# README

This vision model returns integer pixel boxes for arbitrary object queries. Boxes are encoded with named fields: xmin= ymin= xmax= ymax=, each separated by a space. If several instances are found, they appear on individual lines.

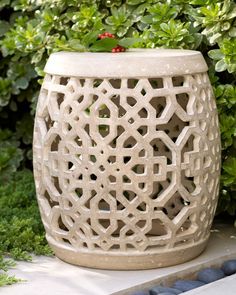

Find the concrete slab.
xmin=2 ymin=223 xmax=236 ymax=295
xmin=186 ymin=273 xmax=236 ymax=295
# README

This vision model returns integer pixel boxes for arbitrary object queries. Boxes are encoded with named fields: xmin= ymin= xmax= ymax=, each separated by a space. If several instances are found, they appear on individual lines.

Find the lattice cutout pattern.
xmin=33 ymin=73 xmax=221 ymax=254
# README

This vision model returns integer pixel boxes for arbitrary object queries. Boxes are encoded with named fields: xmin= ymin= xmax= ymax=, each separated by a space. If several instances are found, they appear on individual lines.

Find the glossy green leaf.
xmin=0 ymin=21 xmax=10 ymax=36
xmin=82 ymin=31 xmax=101 ymax=47
xmin=208 ymin=49 xmax=224 ymax=60
xmin=118 ymin=37 xmax=142 ymax=47
xmin=215 ymin=59 xmax=227 ymax=72
xmin=89 ymin=38 xmax=118 ymax=52
xmin=223 ymin=158 xmax=236 ymax=178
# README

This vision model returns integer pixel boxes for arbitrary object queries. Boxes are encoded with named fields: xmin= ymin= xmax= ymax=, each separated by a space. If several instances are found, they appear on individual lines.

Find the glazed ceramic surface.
xmin=33 ymin=49 xmax=221 ymax=269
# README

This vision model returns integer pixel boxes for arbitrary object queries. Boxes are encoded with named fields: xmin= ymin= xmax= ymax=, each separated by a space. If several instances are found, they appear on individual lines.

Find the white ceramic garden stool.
xmin=33 ymin=49 xmax=221 ymax=270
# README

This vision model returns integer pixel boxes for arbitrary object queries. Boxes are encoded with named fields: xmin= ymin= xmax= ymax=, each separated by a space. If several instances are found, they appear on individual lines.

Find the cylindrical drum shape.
xmin=33 ymin=49 xmax=221 ymax=270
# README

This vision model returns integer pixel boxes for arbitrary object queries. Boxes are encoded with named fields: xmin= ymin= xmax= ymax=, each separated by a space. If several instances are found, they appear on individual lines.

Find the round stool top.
xmin=45 ymin=49 xmax=208 ymax=78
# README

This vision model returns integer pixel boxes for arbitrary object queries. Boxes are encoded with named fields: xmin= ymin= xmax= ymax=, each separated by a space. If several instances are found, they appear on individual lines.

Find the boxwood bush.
xmin=0 ymin=0 xmax=235 ymax=284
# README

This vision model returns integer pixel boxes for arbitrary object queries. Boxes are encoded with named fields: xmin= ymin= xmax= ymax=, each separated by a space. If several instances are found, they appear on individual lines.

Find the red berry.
xmin=98 ymin=32 xmax=115 ymax=39
xmin=111 ymin=45 xmax=126 ymax=53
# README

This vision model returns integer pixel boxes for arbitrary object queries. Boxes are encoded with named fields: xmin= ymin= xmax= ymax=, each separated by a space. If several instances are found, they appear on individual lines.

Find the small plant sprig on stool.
xmin=97 ymin=32 xmax=126 ymax=53
xmin=58 ymin=31 xmax=141 ymax=53
xmin=88 ymin=30 xmax=138 ymax=53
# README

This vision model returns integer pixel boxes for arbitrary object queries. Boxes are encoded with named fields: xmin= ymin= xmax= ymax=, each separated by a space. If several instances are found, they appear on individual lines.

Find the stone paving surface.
xmin=186 ymin=273 xmax=236 ymax=295
xmin=2 ymin=223 xmax=236 ymax=295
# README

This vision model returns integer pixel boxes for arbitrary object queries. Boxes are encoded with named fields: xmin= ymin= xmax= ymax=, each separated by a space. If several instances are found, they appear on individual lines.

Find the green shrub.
xmin=0 ymin=0 xmax=235 ymax=279
xmin=0 ymin=170 xmax=51 ymax=258
xmin=0 ymin=169 xmax=52 ymax=284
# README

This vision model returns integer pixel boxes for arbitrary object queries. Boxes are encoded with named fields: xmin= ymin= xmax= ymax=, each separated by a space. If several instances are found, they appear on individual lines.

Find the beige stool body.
xmin=33 ymin=50 xmax=221 ymax=269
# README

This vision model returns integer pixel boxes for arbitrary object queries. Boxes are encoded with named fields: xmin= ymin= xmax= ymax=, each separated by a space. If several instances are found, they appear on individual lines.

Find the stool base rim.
xmin=47 ymin=235 xmax=209 ymax=270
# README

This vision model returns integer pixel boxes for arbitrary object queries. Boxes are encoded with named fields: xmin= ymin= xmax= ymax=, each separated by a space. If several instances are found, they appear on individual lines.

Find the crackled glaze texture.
xmin=33 ymin=50 xmax=221 ymax=269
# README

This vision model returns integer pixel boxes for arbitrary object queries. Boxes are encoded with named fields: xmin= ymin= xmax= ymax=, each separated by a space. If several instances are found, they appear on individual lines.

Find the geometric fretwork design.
xmin=33 ymin=72 xmax=221 ymax=255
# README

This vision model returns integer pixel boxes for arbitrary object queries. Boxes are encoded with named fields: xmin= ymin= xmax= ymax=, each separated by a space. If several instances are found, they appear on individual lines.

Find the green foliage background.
xmin=0 ymin=0 xmax=236 ymax=284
